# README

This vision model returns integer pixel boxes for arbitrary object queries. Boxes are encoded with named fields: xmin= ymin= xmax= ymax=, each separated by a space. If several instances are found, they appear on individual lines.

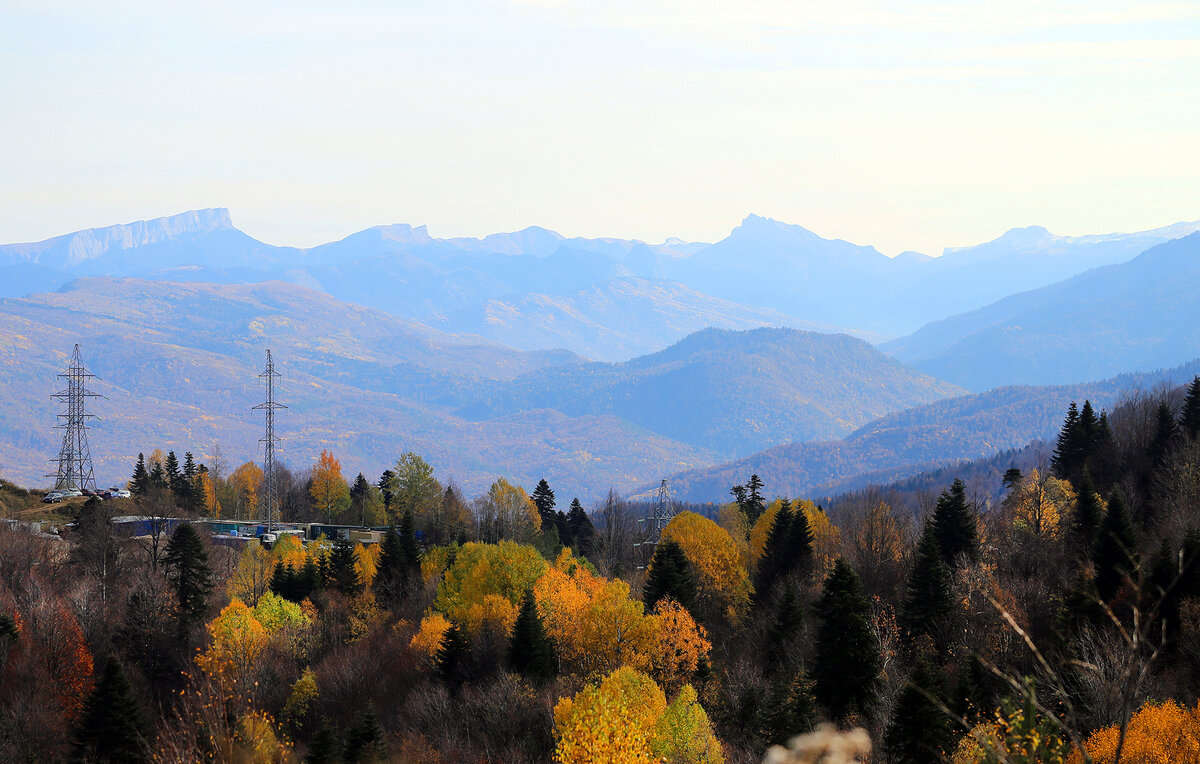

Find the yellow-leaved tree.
xmin=553 ymin=666 xmax=723 ymax=764
xmin=228 ymin=461 xmax=263 ymax=522
xmin=227 ymin=541 xmax=274 ymax=606
xmin=662 ymin=511 xmax=752 ymax=622
xmin=1002 ymin=468 xmax=1076 ymax=539
xmin=310 ymin=449 xmax=351 ymax=523
xmin=434 ymin=541 xmax=548 ymax=636
xmin=198 ymin=470 xmax=222 ymax=518
xmin=1072 ymin=699 xmax=1200 ymax=763
xmin=476 ymin=478 xmax=542 ymax=543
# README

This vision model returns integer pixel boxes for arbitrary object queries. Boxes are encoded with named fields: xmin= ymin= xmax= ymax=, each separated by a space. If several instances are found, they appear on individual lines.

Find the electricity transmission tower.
xmin=47 ymin=344 xmax=101 ymax=491
xmin=635 ymin=479 xmax=676 ymax=563
xmin=252 ymin=349 xmax=286 ymax=533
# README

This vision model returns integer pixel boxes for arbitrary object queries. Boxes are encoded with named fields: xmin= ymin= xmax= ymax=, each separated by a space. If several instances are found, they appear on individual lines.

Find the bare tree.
xmin=592 ymin=489 xmax=639 ymax=577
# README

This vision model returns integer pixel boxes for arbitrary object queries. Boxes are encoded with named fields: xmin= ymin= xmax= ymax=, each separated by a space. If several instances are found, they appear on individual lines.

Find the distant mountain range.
xmin=654 ymin=358 xmax=1200 ymax=504
xmin=0 ymin=280 xmax=956 ymax=498
xmin=886 ymin=233 xmax=1200 ymax=390
xmin=4 ymin=209 xmax=1198 ymax=361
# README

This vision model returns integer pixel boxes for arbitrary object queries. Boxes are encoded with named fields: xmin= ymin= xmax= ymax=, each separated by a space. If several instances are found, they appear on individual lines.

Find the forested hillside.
xmin=6 ymin=378 xmax=1200 ymax=761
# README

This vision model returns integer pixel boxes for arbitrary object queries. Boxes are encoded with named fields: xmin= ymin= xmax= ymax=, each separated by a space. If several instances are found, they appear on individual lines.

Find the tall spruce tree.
xmin=1071 ymin=468 xmax=1104 ymax=549
xmin=759 ymin=670 xmax=816 ymax=747
xmin=1051 ymin=402 xmax=1081 ymax=479
xmin=350 ymin=473 xmax=372 ymax=525
xmin=762 ymin=584 xmax=803 ymax=672
xmin=343 ymin=707 xmax=386 ymax=764
xmin=883 ymin=657 xmax=950 ymax=764
xmin=531 ymin=479 xmax=556 ymax=530
xmin=376 ymin=469 xmax=395 ymax=518
xmin=566 ymin=498 xmax=596 ymax=556
xmin=507 ymin=589 xmax=557 ymax=683
xmin=130 ymin=453 xmax=150 ymax=497
xmin=72 ymin=656 xmax=148 ymax=763
xmin=164 ymin=451 xmax=182 ymax=495
xmin=811 ymin=559 xmax=881 ymax=721
xmin=785 ymin=503 xmax=815 ymax=578
xmin=1182 ymin=377 xmax=1200 ymax=440
xmin=374 ymin=526 xmax=406 ymax=604
xmin=161 ymin=523 xmax=213 ymax=628
xmin=1093 ymin=491 xmax=1138 ymax=602
xmin=899 ymin=520 xmax=955 ymax=649
xmin=745 ymin=474 xmax=766 ymax=523
xmin=643 ymin=539 xmax=698 ymax=615
xmin=754 ymin=501 xmax=794 ymax=602
xmin=436 ymin=622 xmax=471 ymax=690
xmin=1149 ymin=401 xmax=1180 ymax=467
xmin=399 ymin=508 xmax=421 ymax=577
xmin=329 ymin=540 xmax=363 ymax=596
xmin=931 ymin=479 xmax=978 ymax=565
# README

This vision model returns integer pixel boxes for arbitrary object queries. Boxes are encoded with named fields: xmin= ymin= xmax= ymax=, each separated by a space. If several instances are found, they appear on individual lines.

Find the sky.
xmin=2 ymin=0 xmax=1199 ymax=255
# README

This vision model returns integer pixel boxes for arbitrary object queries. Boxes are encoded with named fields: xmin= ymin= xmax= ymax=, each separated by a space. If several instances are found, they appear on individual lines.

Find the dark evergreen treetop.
xmin=566 ymin=498 xmax=596 ymax=555
xmin=643 ymin=539 xmax=698 ymax=616
xmin=1071 ymin=468 xmax=1103 ymax=548
xmin=1093 ymin=490 xmax=1139 ymax=603
xmin=1182 ymin=376 xmax=1200 ymax=440
xmin=161 ymin=523 xmax=213 ymax=628
xmin=745 ymin=474 xmax=766 ymax=523
xmin=1052 ymin=399 xmax=1109 ymax=485
xmin=883 ymin=657 xmax=950 ymax=764
xmin=762 ymin=584 xmax=803 ymax=673
xmin=72 ymin=656 xmax=148 ymax=763
xmin=130 ymin=453 xmax=149 ymax=497
xmin=899 ymin=520 xmax=954 ymax=649
xmin=329 ymin=540 xmax=363 ymax=596
xmin=785 ymin=503 xmax=815 ymax=578
xmin=753 ymin=500 xmax=794 ymax=602
xmin=507 ymin=589 xmax=557 ymax=683
xmin=377 ymin=469 xmax=395 ymax=515
xmin=1149 ymin=400 xmax=1180 ymax=467
xmin=374 ymin=526 xmax=407 ymax=604
xmin=931 ymin=479 xmax=978 ymax=565
xmin=436 ymin=622 xmax=471 ymax=689
xmin=811 ymin=558 xmax=880 ymax=722
xmin=531 ymin=479 xmax=557 ymax=530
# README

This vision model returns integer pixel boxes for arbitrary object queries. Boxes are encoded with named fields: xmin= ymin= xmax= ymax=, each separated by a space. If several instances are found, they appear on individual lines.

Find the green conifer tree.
xmin=811 ymin=559 xmax=880 ymax=721
xmin=1149 ymin=400 xmax=1180 ymax=467
xmin=507 ymin=589 xmax=557 ymax=683
xmin=784 ymin=502 xmax=815 ymax=578
xmin=762 ymin=584 xmax=803 ymax=672
xmin=758 ymin=670 xmax=816 ymax=747
xmin=753 ymin=501 xmax=794 ymax=602
xmin=1093 ymin=491 xmax=1138 ymax=602
xmin=900 ymin=520 xmax=955 ymax=649
xmin=130 ymin=453 xmax=150 ymax=497
xmin=376 ymin=470 xmax=395 ymax=518
xmin=436 ymin=622 xmax=471 ymax=689
xmin=531 ymin=478 xmax=556 ymax=529
xmin=399 ymin=508 xmax=421 ymax=578
xmin=306 ymin=721 xmax=341 ymax=764
xmin=329 ymin=540 xmax=363 ymax=596
xmin=566 ymin=498 xmax=596 ymax=556
xmin=745 ymin=474 xmax=766 ymax=523
xmin=72 ymin=656 xmax=148 ymax=763
xmin=1051 ymin=402 xmax=1081 ymax=480
xmin=342 ymin=707 xmax=385 ymax=764
xmin=643 ymin=539 xmax=698 ymax=615
xmin=270 ymin=561 xmax=296 ymax=602
xmin=931 ymin=479 xmax=978 ymax=565
xmin=953 ymin=654 xmax=992 ymax=724
xmin=884 ymin=657 xmax=950 ymax=764
xmin=1072 ymin=468 xmax=1104 ymax=550
xmin=374 ymin=526 xmax=405 ymax=604
xmin=1181 ymin=377 xmax=1200 ymax=440
xmin=161 ymin=523 xmax=214 ymax=628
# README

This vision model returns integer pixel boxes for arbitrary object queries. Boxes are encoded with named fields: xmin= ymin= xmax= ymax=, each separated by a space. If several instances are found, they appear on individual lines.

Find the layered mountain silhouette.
xmin=0 ymin=280 xmax=956 ymax=497
xmin=5 ymin=209 xmax=1197 ymax=360
xmin=886 ymin=233 xmax=1200 ymax=390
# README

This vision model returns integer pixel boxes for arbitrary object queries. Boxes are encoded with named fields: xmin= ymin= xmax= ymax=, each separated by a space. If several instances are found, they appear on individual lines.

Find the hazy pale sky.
xmin=2 ymin=0 xmax=1199 ymax=255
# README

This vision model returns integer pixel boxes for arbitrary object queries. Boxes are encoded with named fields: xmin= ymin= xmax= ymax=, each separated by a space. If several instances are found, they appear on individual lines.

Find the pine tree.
xmin=1182 ymin=377 xmax=1200 ymax=440
xmin=785 ymin=502 xmax=815 ymax=578
xmin=130 ymin=453 xmax=150 ymax=497
xmin=1072 ymin=468 xmax=1104 ymax=549
xmin=754 ymin=501 xmax=794 ymax=602
xmin=507 ymin=589 xmax=557 ymax=683
xmin=350 ymin=473 xmax=372 ymax=525
xmin=900 ymin=520 xmax=955 ymax=649
xmin=566 ymin=498 xmax=596 ymax=556
xmin=399 ymin=507 xmax=421 ymax=579
xmin=1051 ymin=402 xmax=1081 ymax=479
xmin=178 ymin=452 xmax=197 ymax=511
xmin=329 ymin=540 xmax=363 ymax=596
xmin=164 ymin=451 xmax=182 ymax=494
xmin=436 ymin=622 xmax=471 ymax=689
xmin=884 ymin=658 xmax=950 ymax=764
xmin=1093 ymin=491 xmax=1138 ymax=602
xmin=931 ymin=479 xmax=978 ymax=565
xmin=161 ymin=523 xmax=214 ymax=628
xmin=300 ymin=555 xmax=324 ymax=599
xmin=306 ymin=721 xmax=341 ymax=764
xmin=376 ymin=469 xmax=395 ymax=518
xmin=759 ymin=670 xmax=816 ymax=747
xmin=343 ymin=707 xmax=385 ymax=764
xmin=643 ymin=539 xmax=698 ymax=615
xmin=953 ymin=654 xmax=993 ymax=724
xmin=745 ymin=474 xmax=766 ymax=523
xmin=1149 ymin=400 xmax=1180 ymax=467
xmin=531 ymin=478 xmax=556 ymax=529
xmin=270 ymin=561 xmax=296 ymax=602
xmin=762 ymin=584 xmax=803 ymax=673
xmin=148 ymin=459 xmax=166 ymax=490
xmin=811 ymin=559 xmax=881 ymax=722
xmin=374 ymin=526 xmax=406 ymax=604
xmin=72 ymin=656 xmax=148 ymax=762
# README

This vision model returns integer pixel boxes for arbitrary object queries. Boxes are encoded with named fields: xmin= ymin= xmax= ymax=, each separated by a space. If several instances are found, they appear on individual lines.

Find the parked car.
xmin=113 ymin=489 xmax=131 ymax=499
xmin=42 ymin=492 xmax=64 ymax=503
xmin=81 ymin=489 xmax=97 ymax=497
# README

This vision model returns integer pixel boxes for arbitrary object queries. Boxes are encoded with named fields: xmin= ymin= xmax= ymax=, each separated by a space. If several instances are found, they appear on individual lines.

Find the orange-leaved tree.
xmin=310 ymin=449 xmax=351 ymax=523
xmin=434 ymin=541 xmax=548 ymax=636
xmin=228 ymin=461 xmax=263 ymax=522
xmin=1072 ymin=699 xmax=1200 ymax=763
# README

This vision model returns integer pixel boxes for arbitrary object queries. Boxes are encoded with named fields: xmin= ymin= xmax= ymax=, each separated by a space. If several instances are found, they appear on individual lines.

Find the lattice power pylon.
xmin=636 ymin=479 xmax=677 ymax=560
xmin=47 ymin=344 xmax=102 ymax=491
xmin=252 ymin=349 xmax=286 ymax=533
